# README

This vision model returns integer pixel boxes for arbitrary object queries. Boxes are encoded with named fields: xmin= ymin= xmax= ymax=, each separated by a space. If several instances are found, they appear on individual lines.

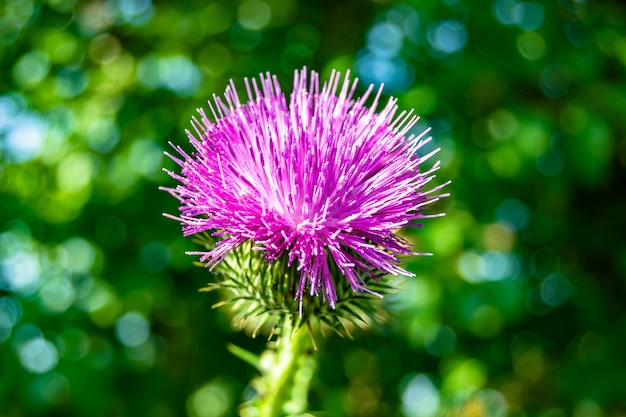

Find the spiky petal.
xmin=164 ymin=68 xmax=447 ymax=308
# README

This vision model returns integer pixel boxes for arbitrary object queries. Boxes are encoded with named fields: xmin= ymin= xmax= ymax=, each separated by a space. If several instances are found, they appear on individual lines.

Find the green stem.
xmin=254 ymin=318 xmax=317 ymax=417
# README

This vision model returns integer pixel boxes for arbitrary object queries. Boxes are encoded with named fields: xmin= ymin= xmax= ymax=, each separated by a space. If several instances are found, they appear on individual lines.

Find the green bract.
xmin=197 ymin=235 xmax=393 ymax=338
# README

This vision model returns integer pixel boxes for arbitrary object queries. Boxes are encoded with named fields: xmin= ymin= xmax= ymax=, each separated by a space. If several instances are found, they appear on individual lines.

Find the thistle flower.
xmin=164 ymin=68 xmax=447 ymax=314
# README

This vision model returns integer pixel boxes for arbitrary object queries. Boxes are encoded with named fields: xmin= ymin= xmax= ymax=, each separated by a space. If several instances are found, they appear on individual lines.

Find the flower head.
xmin=164 ymin=68 xmax=446 ymax=311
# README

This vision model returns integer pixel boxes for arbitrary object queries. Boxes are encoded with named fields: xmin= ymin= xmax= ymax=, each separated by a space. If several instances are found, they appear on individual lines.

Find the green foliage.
xmin=1 ymin=0 xmax=626 ymax=416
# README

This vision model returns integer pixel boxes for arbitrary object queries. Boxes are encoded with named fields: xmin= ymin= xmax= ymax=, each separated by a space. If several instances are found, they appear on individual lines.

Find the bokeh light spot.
xmin=562 ymin=0 xmax=587 ymax=16
xmin=529 ymin=246 xmax=560 ymax=278
xmin=392 ymin=276 xmax=439 ymax=312
xmin=287 ymin=23 xmax=320 ymax=52
xmin=540 ymin=273 xmax=572 ymax=307
xmin=86 ymin=118 xmax=120 ymax=153
xmin=513 ymin=2 xmax=544 ymax=30
xmin=101 ymin=52 xmax=135 ymax=85
xmin=137 ymin=55 xmax=200 ymax=96
xmin=401 ymin=85 xmax=437 ymax=116
xmin=526 ymin=285 xmax=552 ymax=315
xmin=355 ymin=54 xmax=413 ymax=92
xmin=2 ymin=113 xmax=47 ymax=163
xmin=0 ymin=94 xmax=25 ymax=131
xmin=198 ymin=43 xmax=232 ymax=76
xmin=566 ymin=20 xmax=592 ymax=48
xmin=577 ymin=332 xmax=607 ymax=363
xmin=39 ymin=278 xmax=76 ymax=314
xmin=136 ymin=55 xmax=160 ymax=90
xmin=493 ymin=0 xmax=519 ymax=25
xmin=480 ymin=251 xmax=518 ymax=281
xmin=427 ymin=20 xmax=467 ymax=55
xmin=115 ymin=311 xmax=150 ymax=347
xmin=112 ymin=0 xmax=153 ymax=24
xmin=482 ymin=223 xmax=515 ymax=252
xmin=88 ymin=33 xmax=121 ymax=64
xmin=107 ymin=155 xmax=139 ymax=190
xmin=511 ymin=332 xmax=544 ymax=381
xmin=443 ymin=359 xmax=487 ymax=391
xmin=82 ymin=280 xmax=122 ymax=327
xmin=86 ymin=336 xmax=113 ymax=369
xmin=493 ymin=0 xmax=543 ymax=30
xmin=541 ymin=65 xmax=570 ymax=99
xmin=1 ymin=0 xmax=36 ymax=32
xmin=237 ymin=0 xmax=271 ymax=31
xmin=60 ymin=328 xmax=89 ymax=361
xmin=162 ymin=56 xmax=201 ymax=96
xmin=13 ymin=323 xmax=42 ymax=347
xmin=187 ymin=380 xmax=233 ymax=417
xmin=124 ymin=337 xmax=157 ymax=365
xmin=515 ymin=121 xmax=549 ymax=157
xmin=77 ymin=0 xmax=114 ymax=33
xmin=367 ymin=22 xmax=404 ymax=58
xmin=229 ymin=23 xmax=262 ymax=51
xmin=12 ymin=50 xmax=50 ymax=88
xmin=487 ymin=146 xmax=521 ymax=178
xmin=573 ymin=399 xmax=602 ymax=417
xmin=201 ymin=3 xmax=232 ymax=34
xmin=401 ymin=374 xmax=440 ymax=417
xmin=344 ymin=349 xmax=373 ymax=380
xmin=487 ymin=109 xmax=518 ymax=140
xmin=470 ymin=305 xmax=505 ymax=338
xmin=495 ymin=198 xmax=529 ymax=232
xmin=56 ymin=152 xmax=96 ymax=193
xmin=0 ymin=250 xmax=41 ymax=295
xmin=19 ymin=337 xmax=60 ymax=373
xmin=517 ymin=31 xmax=546 ymax=60
xmin=129 ymin=139 xmax=163 ymax=176
xmin=0 ymin=312 xmax=13 ymax=342
xmin=28 ymin=373 xmax=71 ymax=405
xmin=536 ymin=146 xmax=564 ymax=177
xmin=62 ymin=237 xmax=96 ymax=273
xmin=559 ymin=105 xmax=588 ymax=135
xmin=0 ymin=296 xmax=22 ymax=343
xmin=424 ymin=325 xmax=457 ymax=356
xmin=471 ymin=390 xmax=509 ymax=417
xmin=43 ymin=30 xmax=78 ymax=63
xmin=140 ymin=241 xmax=171 ymax=272
xmin=457 ymin=251 xmax=481 ymax=282
xmin=54 ymin=67 xmax=89 ymax=98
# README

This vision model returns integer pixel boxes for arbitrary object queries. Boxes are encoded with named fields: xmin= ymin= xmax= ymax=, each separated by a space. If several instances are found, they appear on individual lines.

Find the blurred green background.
xmin=1 ymin=0 xmax=625 ymax=416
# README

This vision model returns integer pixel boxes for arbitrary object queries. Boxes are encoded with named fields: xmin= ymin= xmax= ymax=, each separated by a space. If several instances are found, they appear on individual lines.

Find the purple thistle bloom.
xmin=164 ymin=68 xmax=447 ymax=308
